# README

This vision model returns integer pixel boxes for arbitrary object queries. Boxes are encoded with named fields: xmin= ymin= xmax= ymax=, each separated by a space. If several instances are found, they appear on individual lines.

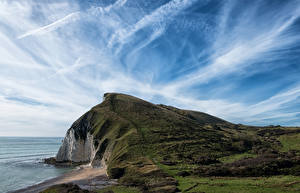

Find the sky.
xmin=0 ymin=0 xmax=300 ymax=137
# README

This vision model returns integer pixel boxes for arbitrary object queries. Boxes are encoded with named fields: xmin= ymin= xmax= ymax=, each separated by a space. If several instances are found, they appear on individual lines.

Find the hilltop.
xmin=44 ymin=93 xmax=300 ymax=193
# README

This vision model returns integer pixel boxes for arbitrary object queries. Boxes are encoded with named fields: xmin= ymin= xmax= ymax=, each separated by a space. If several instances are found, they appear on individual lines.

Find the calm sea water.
xmin=0 ymin=137 xmax=71 ymax=193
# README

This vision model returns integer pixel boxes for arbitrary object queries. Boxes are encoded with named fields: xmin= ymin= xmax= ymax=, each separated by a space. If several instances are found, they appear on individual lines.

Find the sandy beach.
xmin=10 ymin=167 xmax=117 ymax=193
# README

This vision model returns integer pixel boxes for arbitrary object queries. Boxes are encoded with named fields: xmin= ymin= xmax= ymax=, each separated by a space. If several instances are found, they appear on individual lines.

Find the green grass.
xmin=279 ymin=133 xmax=300 ymax=152
xmin=218 ymin=152 xmax=257 ymax=164
xmin=41 ymin=189 xmax=57 ymax=193
xmin=176 ymin=176 xmax=300 ymax=193
xmin=156 ymin=162 xmax=198 ymax=176
xmin=96 ymin=185 xmax=141 ymax=193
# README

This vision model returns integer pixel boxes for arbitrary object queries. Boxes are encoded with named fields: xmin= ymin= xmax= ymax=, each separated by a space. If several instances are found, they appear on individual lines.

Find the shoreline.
xmin=9 ymin=166 xmax=117 ymax=193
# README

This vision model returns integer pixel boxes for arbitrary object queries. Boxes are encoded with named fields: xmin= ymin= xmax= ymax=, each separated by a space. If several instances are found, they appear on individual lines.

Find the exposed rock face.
xmin=56 ymin=128 xmax=96 ymax=163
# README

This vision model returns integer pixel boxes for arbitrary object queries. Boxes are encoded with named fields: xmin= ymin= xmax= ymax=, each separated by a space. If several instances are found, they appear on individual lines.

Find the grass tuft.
xmin=96 ymin=185 xmax=141 ymax=193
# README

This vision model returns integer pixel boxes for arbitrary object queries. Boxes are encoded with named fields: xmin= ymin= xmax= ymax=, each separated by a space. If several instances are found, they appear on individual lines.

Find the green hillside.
xmin=45 ymin=93 xmax=300 ymax=193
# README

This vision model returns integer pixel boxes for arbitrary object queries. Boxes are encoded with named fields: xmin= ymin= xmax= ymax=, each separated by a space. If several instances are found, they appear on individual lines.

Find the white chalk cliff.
xmin=56 ymin=128 xmax=96 ymax=163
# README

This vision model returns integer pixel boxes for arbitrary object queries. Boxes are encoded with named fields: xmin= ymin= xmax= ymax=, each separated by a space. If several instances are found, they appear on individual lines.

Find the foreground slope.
xmin=54 ymin=93 xmax=300 ymax=193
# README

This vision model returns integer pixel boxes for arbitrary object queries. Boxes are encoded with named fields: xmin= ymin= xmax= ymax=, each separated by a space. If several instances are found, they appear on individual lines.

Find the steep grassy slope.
xmin=52 ymin=93 xmax=300 ymax=193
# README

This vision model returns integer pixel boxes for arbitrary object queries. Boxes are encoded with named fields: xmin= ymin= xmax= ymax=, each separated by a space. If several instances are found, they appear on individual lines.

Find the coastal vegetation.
xmin=43 ymin=93 xmax=300 ymax=193
xmin=175 ymin=175 xmax=300 ymax=193
xmin=97 ymin=185 xmax=141 ymax=193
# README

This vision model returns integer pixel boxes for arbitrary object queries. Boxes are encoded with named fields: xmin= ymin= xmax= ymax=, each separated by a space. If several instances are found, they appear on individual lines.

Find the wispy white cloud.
xmin=17 ymin=0 xmax=129 ymax=40
xmin=166 ymin=2 xmax=300 ymax=90
xmin=108 ymin=0 xmax=201 ymax=49
xmin=17 ymin=12 xmax=81 ymax=39
xmin=103 ymin=0 xmax=128 ymax=12
xmin=53 ymin=57 xmax=84 ymax=75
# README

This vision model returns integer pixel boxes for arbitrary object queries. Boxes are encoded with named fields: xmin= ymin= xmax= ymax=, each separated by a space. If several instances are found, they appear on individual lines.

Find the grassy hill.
xmin=45 ymin=93 xmax=300 ymax=193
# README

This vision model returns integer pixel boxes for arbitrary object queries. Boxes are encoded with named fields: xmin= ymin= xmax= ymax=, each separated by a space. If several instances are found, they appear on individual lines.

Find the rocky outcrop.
xmin=56 ymin=128 xmax=96 ymax=163
xmin=40 ymin=183 xmax=97 ymax=193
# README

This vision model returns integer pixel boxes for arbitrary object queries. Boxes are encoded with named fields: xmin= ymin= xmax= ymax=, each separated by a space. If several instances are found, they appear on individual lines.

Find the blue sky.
xmin=0 ymin=0 xmax=300 ymax=136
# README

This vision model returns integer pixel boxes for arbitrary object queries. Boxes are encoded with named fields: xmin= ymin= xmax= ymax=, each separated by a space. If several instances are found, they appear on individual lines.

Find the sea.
xmin=0 ymin=137 xmax=72 ymax=193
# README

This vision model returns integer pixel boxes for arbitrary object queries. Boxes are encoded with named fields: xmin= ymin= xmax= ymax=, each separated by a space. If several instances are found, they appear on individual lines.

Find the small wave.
xmin=0 ymin=153 xmax=56 ymax=160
